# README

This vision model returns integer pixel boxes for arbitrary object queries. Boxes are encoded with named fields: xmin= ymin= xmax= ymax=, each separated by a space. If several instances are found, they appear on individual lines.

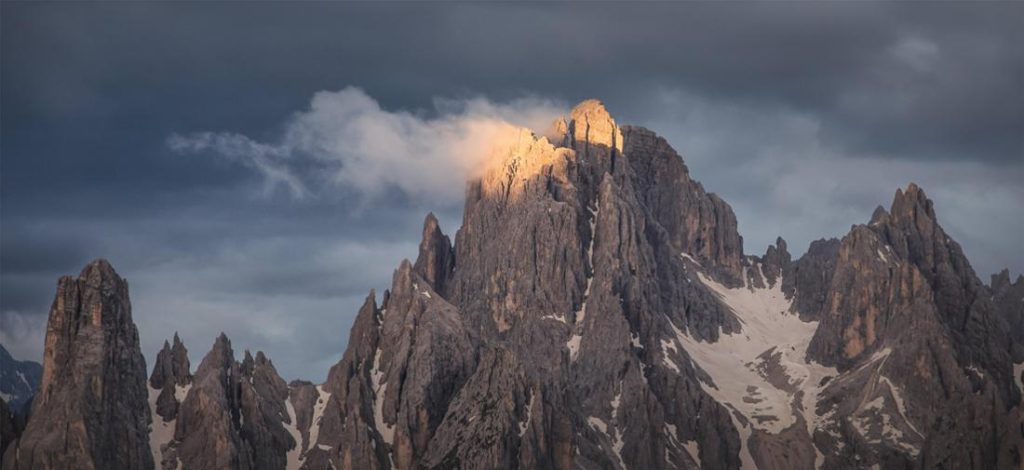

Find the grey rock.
xmin=149 ymin=333 xmax=191 ymax=391
xmin=173 ymin=333 xmax=253 ymax=470
xmin=239 ymin=350 xmax=295 ymax=470
xmin=782 ymin=238 xmax=841 ymax=321
xmin=3 ymin=259 xmax=153 ymax=470
xmin=991 ymin=269 xmax=1024 ymax=362
xmin=149 ymin=333 xmax=192 ymax=422
xmin=286 ymin=380 xmax=318 ymax=456
xmin=1 ymin=398 xmax=20 ymax=460
xmin=807 ymin=184 xmax=1021 ymax=469
xmin=622 ymin=125 xmax=745 ymax=287
xmin=0 ymin=344 xmax=42 ymax=416
xmin=413 ymin=212 xmax=455 ymax=297
xmin=168 ymin=334 xmax=297 ymax=470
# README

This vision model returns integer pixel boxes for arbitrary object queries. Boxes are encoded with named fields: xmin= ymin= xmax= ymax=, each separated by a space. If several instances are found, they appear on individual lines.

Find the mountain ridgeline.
xmin=2 ymin=100 xmax=1022 ymax=470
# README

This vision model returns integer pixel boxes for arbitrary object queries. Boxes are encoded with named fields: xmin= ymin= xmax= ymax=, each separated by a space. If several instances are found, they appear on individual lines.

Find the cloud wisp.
xmin=169 ymin=87 xmax=566 ymax=204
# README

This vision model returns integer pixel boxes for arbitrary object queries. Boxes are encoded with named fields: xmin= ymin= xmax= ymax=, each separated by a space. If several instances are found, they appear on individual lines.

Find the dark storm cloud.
xmin=2 ymin=2 xmax=1021 ymax=380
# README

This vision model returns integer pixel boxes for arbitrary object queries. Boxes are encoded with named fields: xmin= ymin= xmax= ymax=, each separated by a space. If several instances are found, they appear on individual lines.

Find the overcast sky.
xmin=2 ymin=2 xmax=1021 ymax=382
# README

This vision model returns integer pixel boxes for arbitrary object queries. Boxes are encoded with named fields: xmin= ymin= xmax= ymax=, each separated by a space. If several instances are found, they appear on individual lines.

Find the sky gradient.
xmin=2 ymin=2 xmax=1022 ymax=382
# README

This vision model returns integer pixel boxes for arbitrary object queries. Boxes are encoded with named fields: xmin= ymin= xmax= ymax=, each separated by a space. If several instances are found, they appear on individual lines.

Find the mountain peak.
xmin=890 ymin=182 xmax=935 ymax=222
xmin=9 ymin=259 xmax=151 ymax=469
xmin=79 ymin=258 xmax=119 ymax=282
xmin=564 ymin=98 xmax=622 ymax=157
xmin=569 ymin=99 xmax=612 ymax=121
xmin=414 ymin=212 xmax=454 ymax=295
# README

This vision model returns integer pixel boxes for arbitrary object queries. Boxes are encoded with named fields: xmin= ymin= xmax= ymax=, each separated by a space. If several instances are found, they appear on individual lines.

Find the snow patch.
xmin=878 ymin=376 xmax=921 ymax=438
xmin=567 ymin=334 xmax=583 ymax=362
xmin=568 ymin=203 xmax=599 ymax=364
xmin=850 ymin=393 xmax=919 ymax=456
xmin=284 ymin=397 xmax=303 ymax=469
xmin=683 ymin=440 xmax=701 ymax=468
xmin=147 ymin=385 xmax=177 ymax=469
xmin=307 ymin=385 xmax=331 ymax=452
xmin=679 ymin=252 xmax=702 ymax=267
xmin=660 ymin=338 xmax=681 ymax=374
xmin=541 ymin=314 xmax=567 ymax=324
xmin=679 ymin=271 xmax=836 ymax=435
xmin=576 ymin=203 xmax=599 ymax=326
xmin=672 ymin=269 xmax=839 ymax=468
xmin=587 ymin=415 xmax=626 ymax=469
xmin=174 ymin=384 xmax=191 ymax=403
xmin=610 ymin=382 xmax=622 ymax=422
xmin=518 ymin=393 xmax=534 ymax=438
xmin=727 ymin=407 xmax=756 ymax=470
xmin=611 ymin=426 xmax=626 ymax=470
xmin=371 ymin=348 xmax=395 ymax=444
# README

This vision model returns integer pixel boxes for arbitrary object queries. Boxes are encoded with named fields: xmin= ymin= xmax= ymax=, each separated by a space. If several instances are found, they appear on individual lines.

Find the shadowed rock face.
xmin=149 ymin=333 xmax=192 ymax=423
xmin=623 ymin=125 xmax=745 ymax=287
xmin=782 ymin=238 xmax=841 ymax=321
xmin=413 ymin=213 xmax=455 ymax=296
xmin=991 ymin=270 xmax=1024 ymax=362
xmin=803 ymin=185 xmax=1021 ymax=470
xmin=2 ymin=260 xmax=153 ymax=470
xmin=158 ymin=334 xmax=297 ymax=470
xmin=1 ymin=399 xmax=20 ymax=460
xmin=0 ymin=345 xmax=42 ymax=417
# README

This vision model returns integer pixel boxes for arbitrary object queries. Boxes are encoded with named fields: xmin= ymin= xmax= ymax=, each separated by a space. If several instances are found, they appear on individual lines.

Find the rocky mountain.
xmin=2 ymin=99 xmax=1021 ymax=469
xmin=0 ymin=345 xmax=42 ymax=416
xmin=299 ymin=100 xmax=1022 ymax=470
xmin=2 ymin=260 xmax=153 ymax=470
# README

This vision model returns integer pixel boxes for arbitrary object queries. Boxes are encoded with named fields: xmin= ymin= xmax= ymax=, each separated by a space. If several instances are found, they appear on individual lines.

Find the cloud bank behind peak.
xmin=169 ymin=87 xmax=567 ymax=204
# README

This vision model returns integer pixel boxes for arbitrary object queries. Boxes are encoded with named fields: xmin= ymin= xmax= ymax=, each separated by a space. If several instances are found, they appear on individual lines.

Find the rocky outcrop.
xmin=311 ymin=260 xmax=476 ymax=470
xmin=1 ymin=398 xmax=20 ymax=460
xmin=150 ymin=333 xmax=191 ymax=391
xmin=623 ymin=125 xmax=745 ymax=286
xmin=171 ymin=334 xmax=251 ymax=469
xmin=783 ymin=238 xmax=841 ymax=321
xmin=805 ymin=185 xmax=1021 ymax=469
xmin=164 ymin=334 xmax=296 ymax=470
xmin=991 ymin=269 xmax=1024 ymax=362
xmin=2 ymin=259 xmax=153 ymax=470
xmin=239 ymin=350 xmax=294 ymax=470
xmin=149 ymin=333 xmax=192 ymax=422
xmin=0 ymin=345 xmax=42 ymax=416
xmin=413 ymin=213 xmax=455 ymax=297
xmin=285 ymin=380 xmax=319 ymax=459
xmin=876 ymin=185 xmax=1016 ymax=404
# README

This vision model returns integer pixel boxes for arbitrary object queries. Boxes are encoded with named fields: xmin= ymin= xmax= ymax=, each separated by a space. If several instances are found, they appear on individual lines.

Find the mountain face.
xmin=0 ymin=345 xmax=42 ymax=416
xmin=2 ymin=260 xmax=153 ymax=470
xmin=299 ymin=100 xmax=1021 ymax=470
xmin=3 ymin=99 xmax=1022 ymax=470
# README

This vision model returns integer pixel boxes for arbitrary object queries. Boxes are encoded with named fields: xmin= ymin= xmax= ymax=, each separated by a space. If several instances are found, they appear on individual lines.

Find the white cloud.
xmin=0 ymin=310 xmax=47 ymax=363
xmin=169 ymin=87 xmax=566 ymax=204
